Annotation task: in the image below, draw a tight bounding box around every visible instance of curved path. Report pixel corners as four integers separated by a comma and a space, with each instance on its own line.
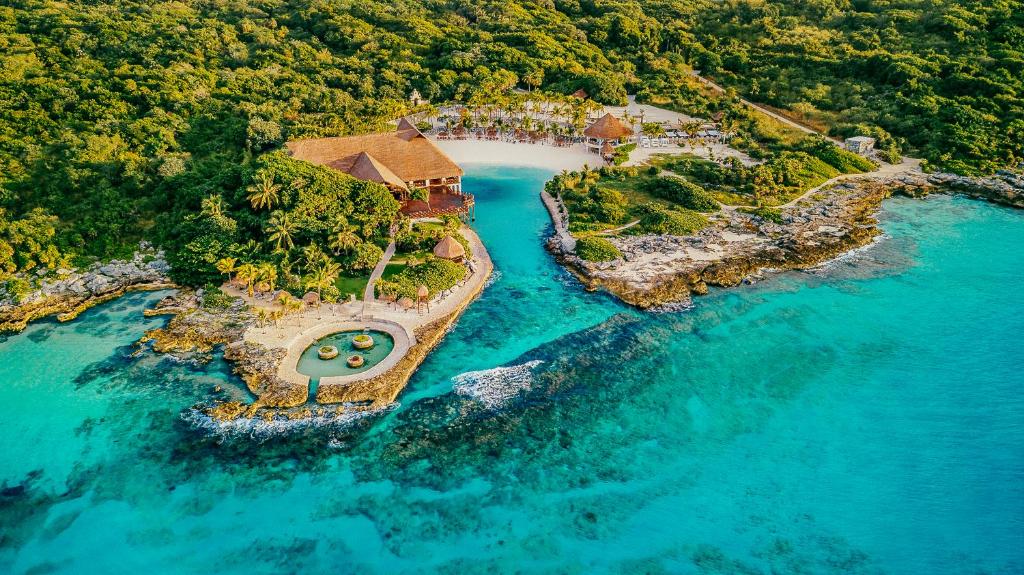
690, 72, 835, 141
362, 240, 396, 314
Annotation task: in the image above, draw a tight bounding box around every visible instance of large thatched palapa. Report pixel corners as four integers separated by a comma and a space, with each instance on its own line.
286, 119, 472, 217
583, 113, 634, 155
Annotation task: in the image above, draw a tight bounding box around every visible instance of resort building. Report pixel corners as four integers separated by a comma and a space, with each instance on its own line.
845, 136, 876, 156
286, 119, 471, 218
583, 113, 635, 155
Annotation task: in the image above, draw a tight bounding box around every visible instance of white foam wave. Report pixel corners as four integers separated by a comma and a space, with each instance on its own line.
181, 403, 394, 441
808, 233, 889, 273
483, 270, 502, 288
648, 300, 694, 314
452, 360, 544, 409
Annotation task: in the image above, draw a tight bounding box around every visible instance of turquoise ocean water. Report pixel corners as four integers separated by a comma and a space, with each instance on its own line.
1, 165, 1022, 574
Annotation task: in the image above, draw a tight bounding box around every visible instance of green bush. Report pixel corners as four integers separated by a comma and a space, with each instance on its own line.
630, 203, 709, 235
375, 256, 466, 300
575, 236, 621, 262
612, 143, 637, 166
200, 285, 236, 309
347, 241, 384, 272
739, 206, 783, 223
641, 177, 719, 212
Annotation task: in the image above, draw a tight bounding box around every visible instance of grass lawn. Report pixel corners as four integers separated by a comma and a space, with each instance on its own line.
336, 273, 370, 300
381, 262, 407, 280
389, 249, 428, 266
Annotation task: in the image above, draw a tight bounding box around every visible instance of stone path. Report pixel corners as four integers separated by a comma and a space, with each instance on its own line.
540, 190, 577, 252
362, 240, 396, 315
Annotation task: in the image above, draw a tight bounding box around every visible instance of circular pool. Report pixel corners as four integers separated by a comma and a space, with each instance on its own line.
296, 330, 396, 378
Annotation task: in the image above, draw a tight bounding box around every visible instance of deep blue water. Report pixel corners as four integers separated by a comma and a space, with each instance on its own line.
0, 166, 1022, 574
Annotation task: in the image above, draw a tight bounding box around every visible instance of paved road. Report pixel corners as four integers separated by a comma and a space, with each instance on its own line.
691, 72, 843, 143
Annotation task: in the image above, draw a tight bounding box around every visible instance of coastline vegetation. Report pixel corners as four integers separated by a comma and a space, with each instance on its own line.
575, 237, 622, 262
0, 0, 1020, 286
546, 166, 712, 237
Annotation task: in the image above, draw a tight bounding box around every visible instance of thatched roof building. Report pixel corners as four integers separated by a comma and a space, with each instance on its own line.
433, 235, 466, 261
584, 113, 633, 140
286, 119, 463, 194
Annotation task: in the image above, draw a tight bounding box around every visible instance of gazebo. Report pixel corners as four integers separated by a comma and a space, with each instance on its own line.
433, 235, 466, 262
583, 113, 634, 155
302, 292, 320, 307
417, 284, 430, 313
600, 141, 616, 163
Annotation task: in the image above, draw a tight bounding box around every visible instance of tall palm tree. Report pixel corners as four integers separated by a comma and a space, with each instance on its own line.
246, 174, 281, 211
329, 222, 360, 255
234, 263, 258, 296
265, 211, 294, 252
256, 263, 277, 293
305, 260, 340, 318
300, 243, 327, 274
215, 257, 237, 283
200, 195, 226, 218
255, 308, 270, 334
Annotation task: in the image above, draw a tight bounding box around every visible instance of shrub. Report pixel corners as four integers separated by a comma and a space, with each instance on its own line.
739, 206, 783, 223
376, 256, 466, 299
612, 143, 637, 165
200, 285, 236, 309
641, 177, 719, 212
630, 203, 708, 235
575, 236, 621, 262
347, 241, 383, 272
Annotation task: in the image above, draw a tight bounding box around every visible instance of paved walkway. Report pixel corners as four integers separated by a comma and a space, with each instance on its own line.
540, 190, 576, 252
362, 240, 396, 314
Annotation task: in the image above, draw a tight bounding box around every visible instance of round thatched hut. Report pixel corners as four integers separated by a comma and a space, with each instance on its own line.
433, 235, 466, 262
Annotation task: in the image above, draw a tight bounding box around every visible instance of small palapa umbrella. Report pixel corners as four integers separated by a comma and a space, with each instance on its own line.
433, 235, 466, 261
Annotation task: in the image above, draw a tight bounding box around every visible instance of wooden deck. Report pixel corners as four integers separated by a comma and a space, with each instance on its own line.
400, 192, 474, 218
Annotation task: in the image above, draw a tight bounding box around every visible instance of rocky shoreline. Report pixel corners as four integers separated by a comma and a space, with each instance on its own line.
136, 258, 494, 430
550, 182, 891, 308
549, 167, 1023, 309
890, 170, 1024, 208
0, 246, 173, 333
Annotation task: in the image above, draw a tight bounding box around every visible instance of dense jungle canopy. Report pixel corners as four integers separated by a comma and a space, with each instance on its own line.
0, 0, 1021, 280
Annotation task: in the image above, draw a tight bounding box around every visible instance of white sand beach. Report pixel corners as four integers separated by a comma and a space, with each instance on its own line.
434, 139, 597, 171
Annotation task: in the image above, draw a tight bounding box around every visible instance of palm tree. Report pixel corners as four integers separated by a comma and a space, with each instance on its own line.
329, 222, 360, 255
246, 174, 281, 210
304, 261, 340, 318
265, 211, 294, 252
256, 263, 277, 293
286, 296, 304, 325
200, 195, 226, 218
234, 263, 258, 297
255, 307, 270, 334
215, 257, 237, 283
300, 243, 327, 274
